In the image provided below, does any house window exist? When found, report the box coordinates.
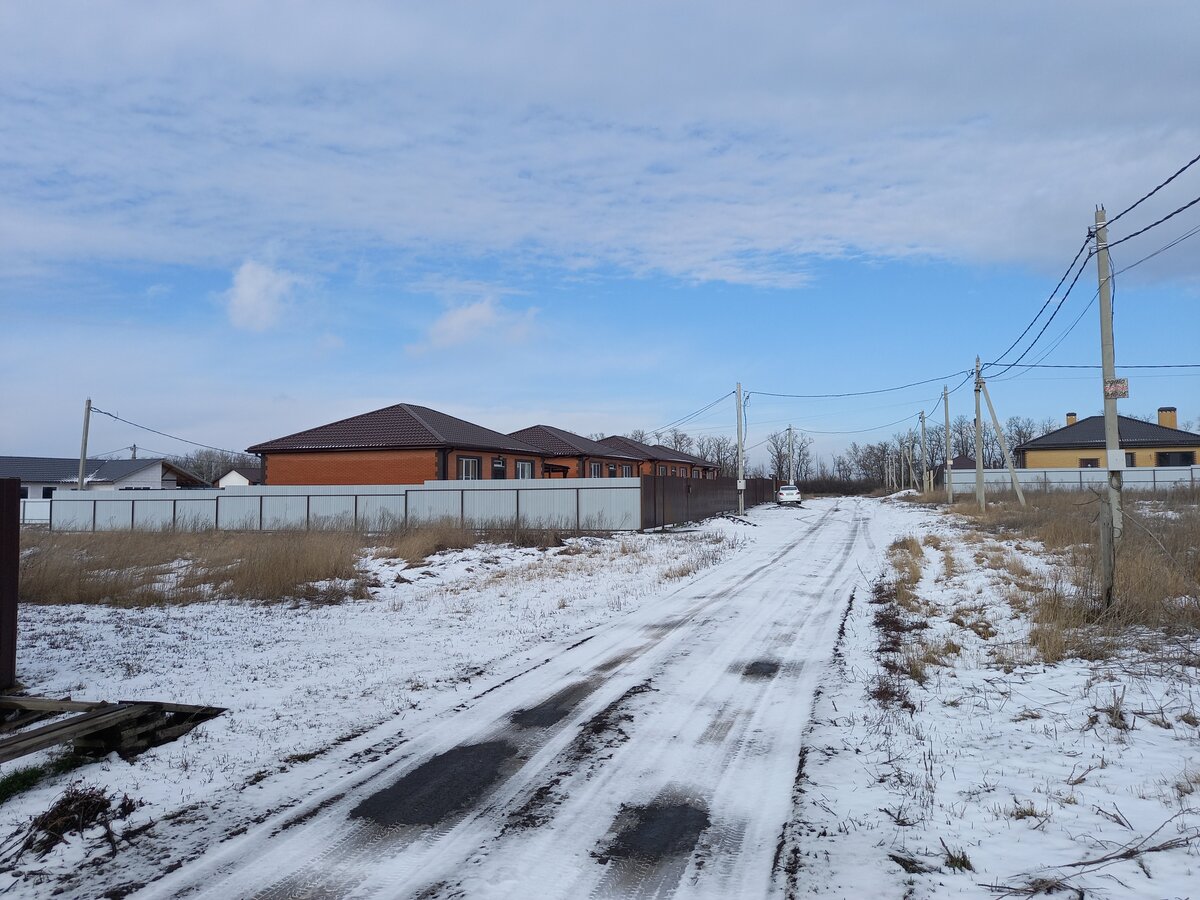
[19,486,28,499]
[607,463,617,477]
[1079,458,1100,468]
[692,468,700,478]
[1125,452,1136,467]
[1156,451,1196,467]
[41,487,56,499]
[590,462,602,478]
[491,457,507,479]
[658,465,667,475]
[670,466,677,476]
[458,456,482,480]
[515,460,534,479]
[621,464,632,477]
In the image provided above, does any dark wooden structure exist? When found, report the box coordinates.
[639,476,777,530]
[1,478,17,689]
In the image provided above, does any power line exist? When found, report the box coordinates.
[751,370,968,400]
[1112,220,1200,275]
[985,362,1200,370]
[792,413,920,436]
[1107,192,1200,250]
[1105,150,1200,229]
[647,391,734,436]
[90,406,244,455]
[989,234,1093,366]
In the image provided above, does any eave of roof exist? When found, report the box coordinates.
[1015,415,1200,451]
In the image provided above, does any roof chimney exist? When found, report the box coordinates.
[1158,406,1178,429]
[1066,412,1077,426]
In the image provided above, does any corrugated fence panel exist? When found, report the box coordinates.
[407,490,462,523]
[19,500,50,525]
[216,496,261,529]
[578,486,639,531]
[949,466,1199,491]
[50,499,94,531]
[175,499,217,530]
[464,489,518,526]
[357,495,407,530]
[133,500,174,530]
[307,495,356,528]
[262,496,308,529]
[516,489,578,529]
[95,499,134,530]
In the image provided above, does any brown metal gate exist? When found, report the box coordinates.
[639,476,776,529]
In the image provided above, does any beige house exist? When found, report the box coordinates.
[1014,407,1200,469]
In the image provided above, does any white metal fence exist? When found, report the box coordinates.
[949,465,1200,492]
[28,478,643,532]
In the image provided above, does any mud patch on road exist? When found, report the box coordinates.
[510,679,598,728]
[740,659,781,679]
[596,799,711,862]
[349,740,519,827]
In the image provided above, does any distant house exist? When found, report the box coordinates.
[510,425,643,478]
[598,435,720,479]
[932,455,976,487]
[0,456,208,499]
[1014,407,1200,469]
[216,466,263,488]
[247,403,549,484]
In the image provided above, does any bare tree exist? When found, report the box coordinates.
[168,448,259,484]
[1037,416,1061,437]
[766,431,790,481]
[950,415,975,458]
[1004,416,1038,453]
[664,428,694,453]
[626,428,648,443]
[588,432,607,441]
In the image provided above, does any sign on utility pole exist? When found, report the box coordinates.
[1095,207,1124,607]
[736,382,745,515]
[944,385,953,503]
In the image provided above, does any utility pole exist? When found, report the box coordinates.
[1095,207,1123,607]
[77,397,92,492]
[131,444,137,460]
[919,411,928,494]
[974,357,985,511]
[944,385,953,503]
[736,382,745,515]
[979,377,1026,506]
[787,425,795,484]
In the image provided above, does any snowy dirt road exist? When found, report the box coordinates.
[137,498,900,900]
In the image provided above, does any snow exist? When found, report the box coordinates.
[2,497,1197,898]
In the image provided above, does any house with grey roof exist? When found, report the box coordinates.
[598,435,720,479]
[247,403,550,483]
[0,456,209,499]
[1014,407,1200,469]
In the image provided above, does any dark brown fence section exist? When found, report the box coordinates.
[639,476,777,530]
[1,478,18,689]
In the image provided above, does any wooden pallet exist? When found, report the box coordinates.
[0,696,224,764]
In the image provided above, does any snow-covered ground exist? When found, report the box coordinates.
[793,497,1200,899]
[2,496,1197,898]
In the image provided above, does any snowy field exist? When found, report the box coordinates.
[1,497,1197,898]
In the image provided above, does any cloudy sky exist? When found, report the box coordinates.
[3,2,1199,467]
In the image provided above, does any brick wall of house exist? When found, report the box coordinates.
[265,450,438,485]
[446,451,543,480]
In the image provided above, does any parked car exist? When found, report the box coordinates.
[777,484,802,505]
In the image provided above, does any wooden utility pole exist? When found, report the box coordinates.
[979,378,1026,506]
[974,358,985,511]
[1095,207,1123,606]
[77,397,92,492]
[736,382,745,515]
[919,411,928,494]
[944,385,953,503]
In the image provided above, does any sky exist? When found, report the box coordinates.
[3,2,1199,470]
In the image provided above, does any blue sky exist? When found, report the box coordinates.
[2,2,1199,469]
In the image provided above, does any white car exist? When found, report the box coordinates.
[777,484,802,505]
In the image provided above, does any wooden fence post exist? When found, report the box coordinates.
[1,478,19,689]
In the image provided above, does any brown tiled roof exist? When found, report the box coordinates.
[598,435,717,468]
[247,404,546,455]
[511,425,643,461]
[1015,415,1200,451]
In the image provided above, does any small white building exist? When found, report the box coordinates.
[0,456,208,499]
[216,466,263,488]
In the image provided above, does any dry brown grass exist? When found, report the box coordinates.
[374,520,479,566]
[21,529,371,605]
[956,491,1200,662]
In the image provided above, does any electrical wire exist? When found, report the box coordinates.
[1112,220,1200,275]
[1105,150,1200,229]
[790,412,921,436]
[751,370,968,400]
[647,391,734,436]
[986,362,1200,370]
[90,406,244,455]
[1107,192,1200,250]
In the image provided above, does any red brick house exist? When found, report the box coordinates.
[247,403,549,485]
[598,435,720,479]
[510,425,644,478]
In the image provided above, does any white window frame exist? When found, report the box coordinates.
[515,460,534,479]
[458,456,481,480]
[590,461,602,478]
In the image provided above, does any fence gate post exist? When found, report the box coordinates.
[0,479,19,689]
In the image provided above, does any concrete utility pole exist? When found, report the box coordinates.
[736,382,745,515]
[131,444,137,460]
[979,378,1026,506]
[77,397,92,492]
[1095,206,1124,607]
[944,385,953,503]
[974,357,985,511]
[919,411,928,494]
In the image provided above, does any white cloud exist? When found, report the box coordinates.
[224,260,299,331]
[411,294,538,352]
